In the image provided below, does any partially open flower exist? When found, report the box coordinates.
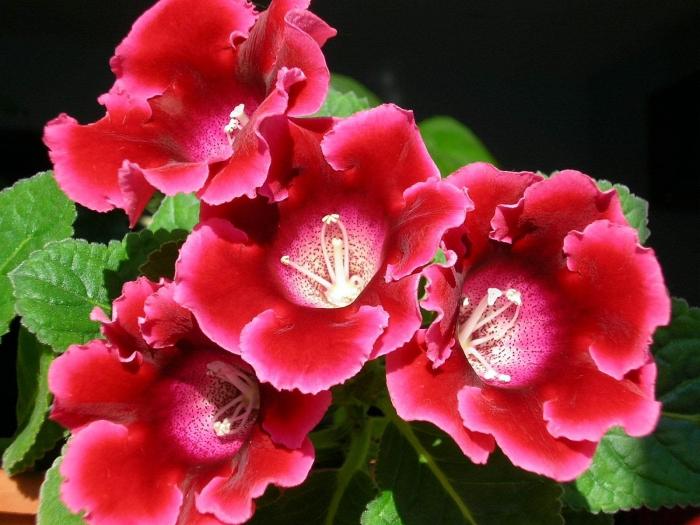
[387,163,670,480]
[175,104,470,393]
[44,0,335,226]
[50,277,329,524]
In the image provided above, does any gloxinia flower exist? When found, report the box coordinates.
[49,277,330,524]
[386,163,670,480]
[175,104,470,394]
[44,0,335,226]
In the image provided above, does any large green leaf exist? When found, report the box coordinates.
[10,239,124,351]
[419,117,497,177]
[147,192,199,233]
[564,298,700,512]
[361,491,402,525]
[0,172,75,337]
[112,229,187,289]
[37,453,87,525]
[2,328,65,475]
[596,180,650,243]
[315,87,373,118]
[370,421,562,525]
[330,73,381,107]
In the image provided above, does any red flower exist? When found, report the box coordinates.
[49,277,330,524]
[44,0,335,226]
[174,104,469,394]
[386,163,670,480]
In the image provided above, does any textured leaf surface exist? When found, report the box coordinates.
[11,239,123,351]
[0,172,75,337]
[147,193,199,233]
[362,491,402,525]
[597,180,650,243]
[37,453,86,525]
[565,299,700,512]
[419,117,496,177]
[2,328,65,475]
[373,422,562,525]
[316,87,372,117]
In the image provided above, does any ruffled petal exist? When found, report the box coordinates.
[322,105,441,207]
[542,358,660,441]
[562,220,670,378]
[260,387,331,448]
[109,0,257,102]
[240,305,389,394]
[491,170,627,263]
[174,219,283,353]
[457,386,596,481]
[387,339,495,463]
[196,427,314,524]
[420,264,463,367]
[384,178,470,281]
[61,421,185,525]
[49,340,158,430]
[140,281,196,349]
[362,273,422,359]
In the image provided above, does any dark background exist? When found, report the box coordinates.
[0,2,699,522]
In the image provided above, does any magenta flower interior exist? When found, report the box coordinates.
[0,1,697,524]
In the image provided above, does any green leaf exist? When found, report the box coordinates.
[139,240,184,281]
[315,87,372,118]
[374,421,562,525]
[331,73,382,107]
[0,172,76,337]
[2,328,65,475]
[249,470,376,525]
[562,509,613,525]
[10,239,124,351]
[362,491,403,525]
[419,117,497,177]
[147,193,199,233]
[596,180,650,243]
[37,452,87,525]
[564,298,700,512]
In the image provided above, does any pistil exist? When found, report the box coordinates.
[280,214,365,308]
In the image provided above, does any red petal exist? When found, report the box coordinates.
[562,220,670,378]
[240,305,388,394]
[491,171,627,263]
[49,340,158,430]
[386,338,495,463]
[260,387,331,448]
[110,0,257,102]
[195,427,314,524]
[140,281,196,349]
[457,386,596,481]
[61,421,185,525]
[542,357,660,441]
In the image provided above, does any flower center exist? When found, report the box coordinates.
[223,103,249,144]
[457,287,522,383]
[206,360,260,438]
[280,213,367,308]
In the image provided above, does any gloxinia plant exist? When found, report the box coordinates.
[50,277,330,524]
[1,0,698,524]
[386,164,669,480]
[44,0,334,226]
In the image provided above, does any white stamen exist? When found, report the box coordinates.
[223,104,249,143]
[280,214,365,308]
[207,361,259,437]
[457,288,523,384]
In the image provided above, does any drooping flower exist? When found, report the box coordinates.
[386,163,670,480]
[50,277,330,524]
[44,0,335,226]
[175,104,470,394]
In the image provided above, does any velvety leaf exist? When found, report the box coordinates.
[10,239,124,351]
[419,117,497,177]
[147,193,199,233]
[331,73,382,106]
[37,452,87,525]
[250,470,376,525]
[564,298,700,512]
[596,180,650,243]
[2,328,65,475]
[315,87,372,117]
[139,240,184,281]
[362,491,403,525]
[376,422,563,525]
[0,172,76,337]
